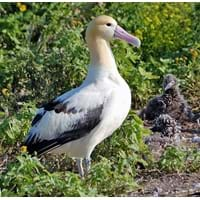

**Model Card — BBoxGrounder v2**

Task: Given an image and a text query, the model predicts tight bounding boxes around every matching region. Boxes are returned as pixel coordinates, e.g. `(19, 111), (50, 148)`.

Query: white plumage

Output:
(23, 15), (140, 176)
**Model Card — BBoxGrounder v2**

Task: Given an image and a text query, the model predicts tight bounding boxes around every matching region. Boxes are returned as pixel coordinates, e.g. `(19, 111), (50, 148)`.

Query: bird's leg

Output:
(76, 158), (84, 177)
(84, 157), (91, 176)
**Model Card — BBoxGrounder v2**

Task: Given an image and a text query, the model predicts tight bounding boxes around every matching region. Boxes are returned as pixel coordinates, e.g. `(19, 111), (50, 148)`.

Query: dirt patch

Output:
(143, 119), (200, 160)
(129, 172), (200, 196)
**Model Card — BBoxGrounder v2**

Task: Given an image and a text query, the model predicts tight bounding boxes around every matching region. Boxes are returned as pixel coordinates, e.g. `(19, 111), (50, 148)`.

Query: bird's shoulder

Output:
(147, 94), (163, 106)
(31, 83), (111, 127)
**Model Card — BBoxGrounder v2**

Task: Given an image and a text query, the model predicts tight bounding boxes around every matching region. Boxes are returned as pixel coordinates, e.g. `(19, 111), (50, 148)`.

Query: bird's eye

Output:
(106, 23), (112, 27)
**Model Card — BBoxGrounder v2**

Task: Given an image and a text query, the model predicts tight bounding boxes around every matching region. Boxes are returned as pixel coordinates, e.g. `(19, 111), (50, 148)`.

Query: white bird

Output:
(22, 15), (141, 176)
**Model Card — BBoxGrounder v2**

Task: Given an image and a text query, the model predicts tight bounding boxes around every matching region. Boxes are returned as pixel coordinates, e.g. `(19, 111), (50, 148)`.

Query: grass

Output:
(158, 147), (200, 173)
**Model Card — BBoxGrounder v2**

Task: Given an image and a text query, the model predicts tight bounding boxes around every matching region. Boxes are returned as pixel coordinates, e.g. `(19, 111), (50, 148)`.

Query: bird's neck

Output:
(87, 37), (117, 70)
(165, 87), (180, 97)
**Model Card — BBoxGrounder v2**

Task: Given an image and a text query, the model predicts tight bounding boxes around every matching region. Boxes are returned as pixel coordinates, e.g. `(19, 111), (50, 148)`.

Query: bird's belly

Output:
(51, 86), (131, 158)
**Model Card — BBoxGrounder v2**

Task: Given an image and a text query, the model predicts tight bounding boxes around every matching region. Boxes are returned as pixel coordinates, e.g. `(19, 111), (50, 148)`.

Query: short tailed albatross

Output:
(22, 15), (141, 176)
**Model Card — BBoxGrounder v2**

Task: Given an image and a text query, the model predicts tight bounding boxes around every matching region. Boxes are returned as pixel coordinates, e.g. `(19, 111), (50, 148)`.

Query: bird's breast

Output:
(51, 75), (131, 158)
(97, 77), (132, 137)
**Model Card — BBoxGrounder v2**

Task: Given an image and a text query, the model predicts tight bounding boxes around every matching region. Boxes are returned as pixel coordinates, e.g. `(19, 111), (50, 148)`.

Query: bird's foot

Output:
(76, 158), (91, 178)
(83, 157), (91, 176)
(76, 158), (85, 178)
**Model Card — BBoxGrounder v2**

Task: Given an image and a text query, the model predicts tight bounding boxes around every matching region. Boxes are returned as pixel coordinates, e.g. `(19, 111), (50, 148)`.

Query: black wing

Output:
(23, 104), (104, 155)
(144, 96), (166, 120)
(31, 98), (62, 126)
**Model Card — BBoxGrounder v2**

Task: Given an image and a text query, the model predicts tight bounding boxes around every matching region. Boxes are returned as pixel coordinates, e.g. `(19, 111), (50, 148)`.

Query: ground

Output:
(129, 119), (200, 197)
(129, 172), (200, 196)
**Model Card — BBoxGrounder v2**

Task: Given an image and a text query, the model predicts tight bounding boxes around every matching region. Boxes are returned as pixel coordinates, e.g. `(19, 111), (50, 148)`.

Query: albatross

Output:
(22, 15), (141, 176)
(140, 74), (200, 123)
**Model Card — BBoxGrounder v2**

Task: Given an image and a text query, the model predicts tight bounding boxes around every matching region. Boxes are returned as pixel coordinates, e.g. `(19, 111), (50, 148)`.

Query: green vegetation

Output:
(158, 147), (200, 173)
(0, 2), (200, 196)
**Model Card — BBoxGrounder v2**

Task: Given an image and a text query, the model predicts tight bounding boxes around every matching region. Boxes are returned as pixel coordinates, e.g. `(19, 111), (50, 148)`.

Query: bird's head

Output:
(86, 15), (141, 48)
(163, 74), (178, 91)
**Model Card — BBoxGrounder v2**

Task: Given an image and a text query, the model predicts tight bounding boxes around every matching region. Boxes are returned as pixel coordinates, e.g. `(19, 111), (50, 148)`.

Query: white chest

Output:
(51, 72), (131, 158)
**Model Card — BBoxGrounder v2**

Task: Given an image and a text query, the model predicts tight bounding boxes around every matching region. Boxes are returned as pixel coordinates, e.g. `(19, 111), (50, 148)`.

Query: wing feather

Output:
(23, 86), (106, 155)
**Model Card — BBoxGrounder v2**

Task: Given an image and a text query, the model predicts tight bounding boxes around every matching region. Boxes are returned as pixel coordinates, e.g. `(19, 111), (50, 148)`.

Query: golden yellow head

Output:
(86, 15), (117, 42)
(86, 15), (140, 47)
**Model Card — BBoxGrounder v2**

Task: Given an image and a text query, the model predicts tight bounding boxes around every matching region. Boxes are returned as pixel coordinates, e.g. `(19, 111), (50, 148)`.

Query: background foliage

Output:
(0, 2), (199, 196)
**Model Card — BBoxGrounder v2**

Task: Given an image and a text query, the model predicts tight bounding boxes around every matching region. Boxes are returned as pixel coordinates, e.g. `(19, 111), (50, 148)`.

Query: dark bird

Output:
(140, 74), (199, 123)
